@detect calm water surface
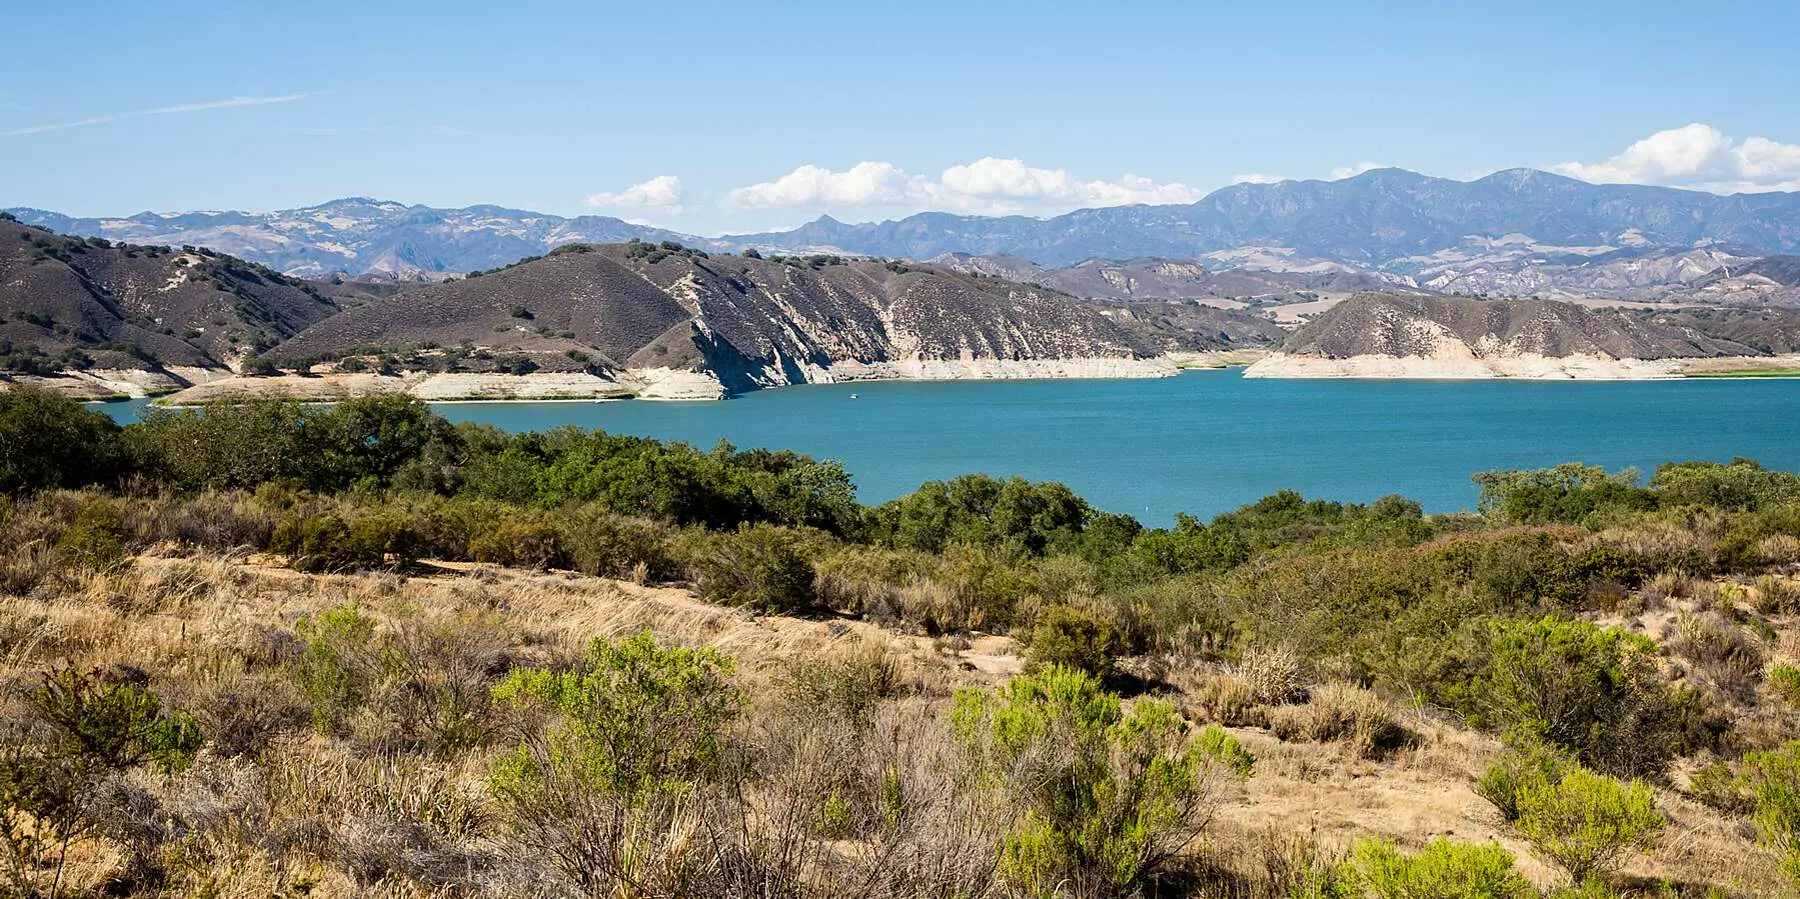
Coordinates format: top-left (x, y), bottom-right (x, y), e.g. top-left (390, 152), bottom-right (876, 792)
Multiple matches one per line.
top-left (100, 372), bottom-right (1800, 523)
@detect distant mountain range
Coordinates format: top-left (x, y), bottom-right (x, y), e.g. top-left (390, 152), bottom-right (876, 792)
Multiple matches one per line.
top-left (729, 167), bottom-right (1800, 268)
top-left (5, 198), bottom-right (720, 281)
top-left (0, 215), bottom-right (345, 370)
top-left (9, 168), bottom-right (1800, 305)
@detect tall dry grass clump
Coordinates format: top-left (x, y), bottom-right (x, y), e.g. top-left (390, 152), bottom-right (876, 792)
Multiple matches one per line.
top-left (1265, 683), bottom-right (1411, 759)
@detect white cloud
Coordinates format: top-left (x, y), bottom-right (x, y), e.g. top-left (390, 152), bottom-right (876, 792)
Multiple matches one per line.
top-left (1329, 160), bottom-right (1387, 180)
top-left (725, 157), bottom-right (1198, 215)
top-left (1, 93), bottom-right (314, 137)
top-left (1230, 162), bottom-right (1387, 186)
top-left (585, 175), bottom-right (686, 209)
top-left (933, 157), bottom-right (1201, 206)
top-left (1553, 123), bottom-right (1800, 193)
top-left (726, 162), bottom-right (914, 208)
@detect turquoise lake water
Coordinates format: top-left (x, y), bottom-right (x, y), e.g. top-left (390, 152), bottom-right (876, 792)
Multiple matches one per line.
top-left (98, 371), bottom-right (1800, 523)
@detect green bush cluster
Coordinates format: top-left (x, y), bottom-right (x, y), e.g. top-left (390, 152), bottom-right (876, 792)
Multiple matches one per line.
top-left (951, 665), bottom-right (1254, 897)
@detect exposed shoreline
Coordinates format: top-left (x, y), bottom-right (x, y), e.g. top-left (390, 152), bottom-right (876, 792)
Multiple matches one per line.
top-left (1243, 352), bottom-right (1800, 381)
top-left (7, 352), bottom-right (1260, 406)
top-left (13, 348), bottom-right (1800, 406)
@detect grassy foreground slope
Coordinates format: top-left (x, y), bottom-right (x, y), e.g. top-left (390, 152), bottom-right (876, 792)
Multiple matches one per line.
top-left (4, 389), bottom-right (1800, 896)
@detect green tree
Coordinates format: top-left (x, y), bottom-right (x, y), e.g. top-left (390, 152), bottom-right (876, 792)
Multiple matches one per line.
top-left (952, 666), bottom-right (1253, 897)
top-left (129, 398), bottom-right (310, 491)
top-left (0, 387), bottom-right (130, 495)
top-left (306, 394), bottom-right (440, 490)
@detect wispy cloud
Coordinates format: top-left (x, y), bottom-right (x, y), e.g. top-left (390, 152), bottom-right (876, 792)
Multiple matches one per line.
top-left (1, 93), bottom-right (315, 137)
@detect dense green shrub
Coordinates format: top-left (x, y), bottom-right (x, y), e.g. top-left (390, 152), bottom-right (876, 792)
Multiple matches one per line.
top-left (0, 387), bottom-right (130, 495)
top-left (1332, 837), bottom-right (1534, 899)
top-left (1651, 459), bottom-right (1800, 511)
top-left (1687, 759), bottom-right (1754, 815)
top-left (1455, 616), bottom-right (1695, 777)
top-left (270, 510), bottom-right (416, 572)
top-left (553, 506), bottom-right (680, 581)
top-left (1515, 768), bottom-right (1663, 884)
top-left (1772, 664), bottom-right (1800, 704)
top-left (52, 497), bottom-right (129, 570)
top-left (1021, 603), bottom-right (1129, 679)
top-left (132, 395), bottom-right (447, 493)
top-left (868, 474), bottom-right (1092, 556)
top-left (683, 523), bottom-right (821, 613)
top-left (1474, 463), bottom-right (1657, 525)
top-left (952, 666), bottom-right (1254, 897)
top-left (1477, 741), bottom-right (1573, 823)
top-left (488, 632), bottom-right (746, 890)
top-left (491, 631), bottom-right (740, 797)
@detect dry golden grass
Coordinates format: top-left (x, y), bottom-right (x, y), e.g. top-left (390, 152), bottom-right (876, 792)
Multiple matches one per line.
top-left (0, 551), bottom-right (1792, 897)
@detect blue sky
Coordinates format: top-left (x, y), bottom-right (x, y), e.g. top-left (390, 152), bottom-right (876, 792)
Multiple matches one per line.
top-left (3, 0), bottom-right (1797, 234)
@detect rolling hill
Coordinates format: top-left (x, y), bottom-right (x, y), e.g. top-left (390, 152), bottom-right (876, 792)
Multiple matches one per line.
top-left (271, 244), bottom-right (1283, 395)
top-left (0, 215), bottom-right (342, 372)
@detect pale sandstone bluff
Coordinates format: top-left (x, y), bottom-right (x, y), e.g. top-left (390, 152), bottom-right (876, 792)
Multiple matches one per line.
top-left (1243, 352), bottom-right (1685, 380)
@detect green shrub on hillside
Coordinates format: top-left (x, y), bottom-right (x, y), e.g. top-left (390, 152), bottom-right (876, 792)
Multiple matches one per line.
top-left (1474, 463), bottom-right (1656, 525)
top-left (293, 604), bottom-right (384, 735)
top-left (1514, 768), bottom-right (1663, 884)
top-left (1456, 616), bottom-right (1696, 777)
top-left (1745, 741), bottom-right (1800, 886)
top-left (1477, 740), bottom-right (1574, 823)
top-left (1332, 837), bottom-right (1534, 899)
top-left (1651, 459), bottom-right (1800, 511)
top-left (869, 474), bottom-right (1092, 556)
top-left (1022, 603), bottom-right (1129, 679)
top-left (1772, 664), bottom-right (1800, 704)
top-left (270, 510), bottom-right (416, 572)
top-left (52, 497), bottom-right (129, 571)
top-left (683, 523), bottom-right (821, 613)
top-left (952, 666), bottom-right (1253, 897)
top-left (0, 668), bottom-right (203, 895)
top-left (488, 631), bottom-right (743, 888)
